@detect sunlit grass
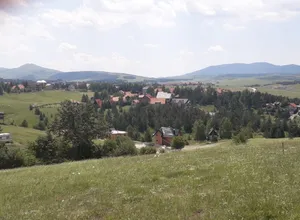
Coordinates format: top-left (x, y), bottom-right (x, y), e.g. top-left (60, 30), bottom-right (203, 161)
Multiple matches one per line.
top-left (1, 139), bottom-right (300, 219)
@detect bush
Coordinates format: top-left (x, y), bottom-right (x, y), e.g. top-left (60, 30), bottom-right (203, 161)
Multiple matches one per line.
top-left (33, 121), bottom-right (46, 131)
top-left (29, 133), bottom-right (70, 164)
top-left (140, 147), bottom-right (157, 155)
top-left (20, 119), bottom-right (28, 128)
top-left (0, 144), bottom-right (36, 169)
top-left (96, 140), bottom-right (117, 157)
top-left (34, 108), bottom-right (41, 115)
top-left (114, 136), bottom-right (138, 157)
top-left (233, 128), bottom-right (251, 145)
top-left (171, 136), bottom-right (185, 149)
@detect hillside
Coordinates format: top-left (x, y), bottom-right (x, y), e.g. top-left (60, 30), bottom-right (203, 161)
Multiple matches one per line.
top-left (0, 64), bottom-right (60, 80)
top-left (49, 71), bottom-right (150, 82)
top-left (1, 138), bottom-right (300, 219)
top-left (184, 62), bottom-right (300, 77)
top-left (0, 64), bottom-right (150, 82)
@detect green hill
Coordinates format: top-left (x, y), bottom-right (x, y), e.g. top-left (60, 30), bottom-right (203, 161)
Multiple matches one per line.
top-left (1, 139), bottom-right (300, 219)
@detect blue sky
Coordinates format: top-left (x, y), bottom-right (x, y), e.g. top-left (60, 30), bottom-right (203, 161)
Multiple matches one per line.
top-left (0, 0), bottom-right (300, 77)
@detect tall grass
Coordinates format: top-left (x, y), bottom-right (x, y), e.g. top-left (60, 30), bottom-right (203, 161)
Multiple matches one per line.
top-left (1, 139), bottom-right (300, 219)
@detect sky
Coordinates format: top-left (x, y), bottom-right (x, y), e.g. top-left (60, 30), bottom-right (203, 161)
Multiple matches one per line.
top-left (0, 0), bottom-right (300, 77)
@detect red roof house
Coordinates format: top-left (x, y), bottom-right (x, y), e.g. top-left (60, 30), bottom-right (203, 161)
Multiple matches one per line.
top-left (94, 99), bottom-right (103, 108)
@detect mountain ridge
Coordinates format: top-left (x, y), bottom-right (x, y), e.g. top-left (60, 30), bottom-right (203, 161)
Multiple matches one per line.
top-left (1, 62), bottom-right (300, 81)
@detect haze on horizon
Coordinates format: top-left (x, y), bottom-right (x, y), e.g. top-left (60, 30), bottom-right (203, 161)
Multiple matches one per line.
top-left (0, 0), bottom-right (300, 77)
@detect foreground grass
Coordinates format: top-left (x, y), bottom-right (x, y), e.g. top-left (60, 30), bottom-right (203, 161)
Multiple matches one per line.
top-left (1, 139), bottom-right (300, 219)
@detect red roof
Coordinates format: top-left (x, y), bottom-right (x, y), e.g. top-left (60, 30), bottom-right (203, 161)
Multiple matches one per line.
top-left (95, 99), bottom-right (102, 108)
top-left (18, 84), bottom-right (25, 90)
top-left (290, 103), bottom-right (297, 108)
top-left (150, 98), bottom-right (166, 105)
top-left (169, 87), bottom-right (175, 94)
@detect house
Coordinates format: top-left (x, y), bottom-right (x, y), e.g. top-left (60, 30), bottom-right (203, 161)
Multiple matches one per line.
top-left (207, 128), bottom-right (219, 142)
top-left (289, 103), bottom-right (298, 115)
top-left (132, 99), bottom-right (140, 105)
top-left (45, 83), bottom-right (53, 90)
top-left (94, 99), bottom-right (103, 108)
top-left (150, 98), bottom-right (166, 105)
top-left (248, 87), bottom-right (257, 93)
top-left (216, 88), bottom-right (224, 96)
top-left (153, 127), bottom-right (181, 146)
top-left (11, 84), bottom-right (25, 93)
top-left (110, 96), bottom-right (120, 104)
top-left (140, 94), bottom-right (153, 104)
top-left (67, 84), bottom-right (76, 92)
top-left (156, 91), bottom-right (172, 103)
top-left (169, 87), bottom-right (175, 94)
top-left (109, 129), bottom-right (127, 140)
top-left (171, 98), bottom-right (190, 106)
top-left (142, 86), bottom-right (149, 95)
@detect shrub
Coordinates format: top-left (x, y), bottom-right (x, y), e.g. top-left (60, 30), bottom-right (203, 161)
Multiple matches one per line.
top-left (20, 119), bottom-right (28, 128)
top-left (233, 128), bottom-right (251, 145)
top-left (0, 144), bottom-right (36, 169)
top-left (140, 147), bottom-right (157, 155)
top-left (29, 133), bottom-right (70, 164)
top-left (34, 108), bottom-right (41, 115)
top-left (97, 139), bottom-right (117, 157)
top-left (171, 136), bottom-right (185, 149)
top-left (33, 121), bottom-right (46, 131)
top-left (114, 136), bottom-right (138, 157)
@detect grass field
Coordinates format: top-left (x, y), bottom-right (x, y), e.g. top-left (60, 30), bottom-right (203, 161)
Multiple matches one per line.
top-left (0, 91), bottom-right (91, 128)
top-left (1, 138), bottom-right (300, 219)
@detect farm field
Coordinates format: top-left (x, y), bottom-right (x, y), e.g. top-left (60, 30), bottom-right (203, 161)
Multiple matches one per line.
top-left (0, 91), bottom-right (92, 128)
top-left (1, 138), bottom-right (300, 219)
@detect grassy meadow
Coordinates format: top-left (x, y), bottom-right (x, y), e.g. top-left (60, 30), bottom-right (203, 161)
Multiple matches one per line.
top-left (1, 138), bottom-right (300, 219)
top-left (0, 91), bottom-right (93, 147)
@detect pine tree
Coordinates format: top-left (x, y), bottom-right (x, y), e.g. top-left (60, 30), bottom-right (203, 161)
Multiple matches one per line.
top-left (220, 118), bottom-right (232, 139)
top-left (0, 86), bottom-right (4, 96)
top-left (194, 120), bottom-right (206, 141)
top-left (288, 120), bottom-right (299, 139)
top-left (144, 128), bottom-right (152, 142)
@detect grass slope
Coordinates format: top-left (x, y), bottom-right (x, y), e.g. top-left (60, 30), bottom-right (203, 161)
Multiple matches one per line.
top-left (0, 91), bottom-right (91, 127)
top-left (1, 139), bottom-right (300, 219)
top-left (1, 125), bottom-right (45, 146)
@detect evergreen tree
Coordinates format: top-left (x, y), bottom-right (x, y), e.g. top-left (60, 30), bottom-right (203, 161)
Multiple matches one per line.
top-left (126, 125), bottom-right (135, 139)
top-left (81, 94), bottom-right (89, 103)
top-left (0, 86), bottom-right (4, 96)
top-left (220, 118), bottom-right (232, 139)
top-left (288, 120), bottom-right (299, 139)
top-left (144, 128), bottom-right (152, 142)
top-left (20, 120), bottom-right (28, 128)
top-left (193, 120), bottom-right (206, 141)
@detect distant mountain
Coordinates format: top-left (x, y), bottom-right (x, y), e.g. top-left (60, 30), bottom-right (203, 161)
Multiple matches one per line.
top-left (0, 64), bottom-right (151, 82)
top-left (0, 64), bottom-right (60, 80)
top-left (49, 71), bottom-right (150, 82)
top-left (184, 62), bottom-right (300, 77)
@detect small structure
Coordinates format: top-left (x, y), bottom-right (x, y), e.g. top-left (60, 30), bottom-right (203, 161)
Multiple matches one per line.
top-left (0, 133), bottom-right (13, 144)
top-left (153, 127), bottom-right (180, 146)
top-left (289, 103), bottom-right (298, 115)
top-left (109, 129), bottom-right (127, 140)
top-left (156, 91), bottom-right (172, 100)
top-left (171, 98), bottom-right (190, 106)
top-left (150, 98), bottom-right (166, 105)
top-left (94, 99), bottom-right (103, 108)
top-left (207, 128), bottom-right (219, 142)
top-left (67, 84), bottom-right (76, 92)
top-left (140, 94), bottom-right (152, 104)
top-left (11, 84), bottom-right (25, 93)
top-left (45, 83), bottom-right (53, 90)
top-left (142, 86), bottom-right (149, 95)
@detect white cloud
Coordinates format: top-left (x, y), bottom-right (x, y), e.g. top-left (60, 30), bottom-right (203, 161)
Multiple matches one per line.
top-left (144, 43), bottom-right (159, 48)
top-left (58, 42), bottom-right (77, 52)
top-left (208, 45), bottom-right (224, 52)
top-left (223, 23), bottom-right (246, 31)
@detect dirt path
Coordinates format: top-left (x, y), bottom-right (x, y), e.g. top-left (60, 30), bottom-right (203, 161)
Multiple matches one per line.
top-left (182, 142), bottom-right (221, 151)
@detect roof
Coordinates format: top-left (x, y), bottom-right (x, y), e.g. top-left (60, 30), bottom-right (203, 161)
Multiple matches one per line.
top-left (156, 91), bottom-right (172, 99)
top-left (37, 80), bottom-right (47, 84)
top-left (290, 103), bottom-right (297, 108)
top-left (154, 127), bottom-right (180, 138)
top-left (110, 96), bottom-right (120, 102)
top-left (111, 130), bottom-right (127, 135)
top-left (171, 98), bottom-right (189, 105)
top-left (0, 133), bottom-right (11, 136)
top-left (18, 84), bottom-right (25, 89)
top-left (169, 87), bottom-right (175, 94)
top-left (143, 86), bottom-right (149, 90)
top-left (124, 91), bottom-right (137, 97)
top-left (150, 98), bottom-right (166, 104)
top-left (95, 99), bottom-right (102, 107)
top-left (132, 99), bottom-right (140, 104)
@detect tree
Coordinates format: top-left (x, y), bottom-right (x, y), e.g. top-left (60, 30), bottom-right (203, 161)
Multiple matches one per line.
top-left (126, 125), bottom-right (135, 139)
top-left (288, 120), bottom-right (299, 139)
top-left (113, 136), bottom-right (138, 157)
top-left (20, 120), bottom-right (28, 128)
top-left (50, 101), bottom-right (108, 160)
top-left (193, 120), bottom-right (206, 141)
top-left (220, 118), bottom-right (232, 139)
top-left (144, 128), bottom-right (152, 142)
top-left (0, 86), bottom-right (3, 96)
top-left (34, 108), bottom-right (41, 115)
top-left (171, 136), bottom-right (185, 149)
top-left (81, 94), bottom-right (89, 103)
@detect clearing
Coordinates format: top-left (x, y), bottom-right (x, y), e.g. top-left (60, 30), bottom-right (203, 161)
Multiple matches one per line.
top-left (1, 138), bottom-right (300, 219)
